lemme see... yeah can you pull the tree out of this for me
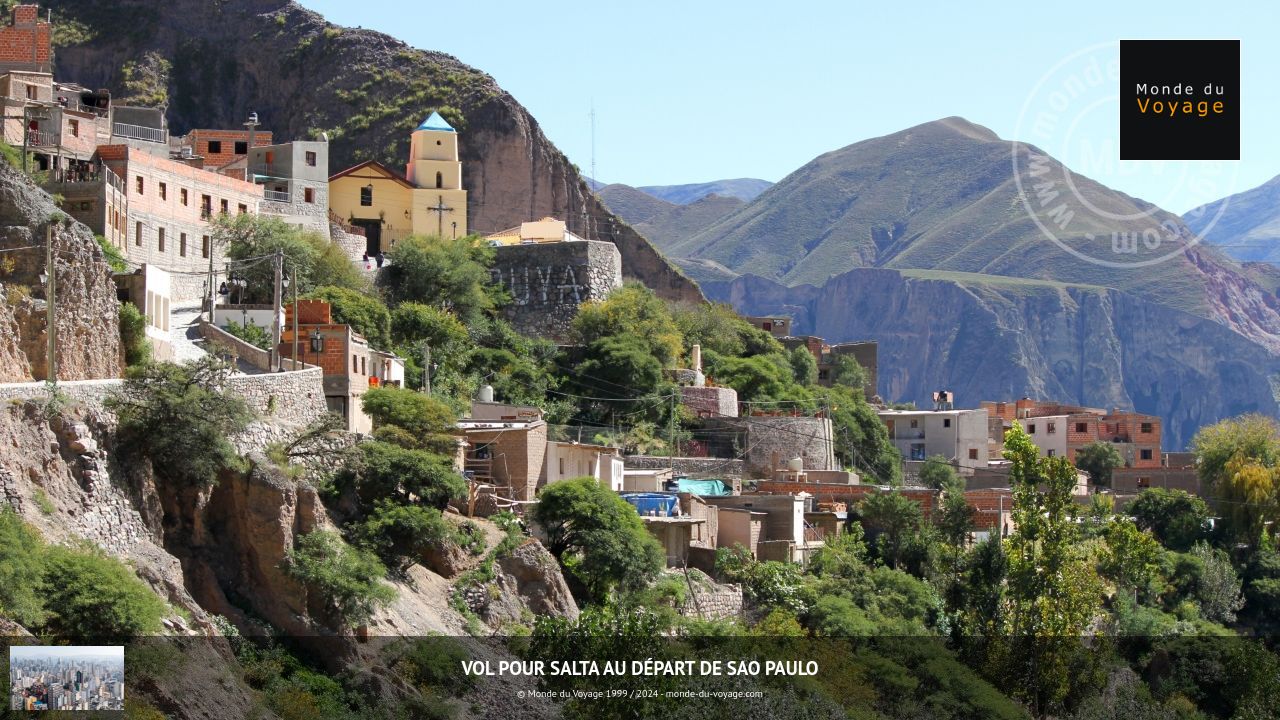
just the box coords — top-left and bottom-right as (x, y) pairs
(1128, 488), (1210, 552)
(1075, 441), (1124, 491)
(936, 488), (976, 548)
(349, 441), (465, 510)
(859, 490), (937, 576)
(0, 509), (47, 627)
(670, 301), (780, 359)
(531, 477), (664, 601)
(919, 455), (960, 491)
(788, 346), (818, 386)
(285, 530), (396, 627)
(817, 384), (902, 484)
(1192, 414), (1280, 545)
(1003, 423), (1103, 715)
(107, 357), (253, 488)
(1101, 518), (1163, 600)
(1188, 542), (1244, 624)
(703, 349), (810, 404)
(118, 302), (151, 368)
(378, 234), (498, 325)
(306, 286), (391, 350)
(572, 283), (682, 368)
(351, 501), (462, 572)
(829, 355), (867, 391)
(362, 386), (456, 440)
(41, 543), (167, 639)
(214, 214), (366, 302)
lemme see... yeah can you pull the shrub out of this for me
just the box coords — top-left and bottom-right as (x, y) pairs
(96, 234), (127, 272)
(222, 319), (272, 351)
(362, 386), (457, 439)
(285, 530), (396, 627)
(41, 542), (166, 638)
(307, 285), (390, 350)
(0, 509), (48, 627)
(352, 440), (465, 510)
(107, 357), (253, 488)
(118, 302), (152, 367)
(351, 501), (457, 571)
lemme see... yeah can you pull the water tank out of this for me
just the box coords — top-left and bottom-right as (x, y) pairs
(477, 384), (494, 403)
(787, 457), (804, 472)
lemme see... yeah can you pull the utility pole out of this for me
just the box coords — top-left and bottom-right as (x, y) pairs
(290, 266), (298, 371)
(422, 342), (431, 394)
(271, 249), (283, 371)
(206, 233), (216, 323)
(668, 393), (676, 458)
(45, 224), (56, 385)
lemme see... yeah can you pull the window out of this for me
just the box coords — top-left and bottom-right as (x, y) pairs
(68, 119), (78, 137)
(910, 443), (925, 461)
(1137, 477), (1151, 489)
(1140, 422), (1153, 434)
(1027, 423), (1036, 434)
(180, 188), (188, 206)
(220, 199), (228, 214)
(817, 369), (829, 380)
(207, 140), (222, 154)
(435, 171), (443, 189)
(1047, 422), (1056, 434)
(359, 185), (372, 206)
(237, 203), (247, 214)
(558, 458), (565, 475)
(943, 418), (951, 428)
(179, 233), (187, 257)
(24, 84), (35, 100)
(78, 201), (91, 211)
(157, 227), (165, 252)
(909, 419), (918, 429)
(158, 182), (167, 200)
(135, 221), (142, 246)
(234, 141), (247, 154)
(360, 356), (366, 375)
(968, 448), (978, 460)
(762, 321), (772, 331)
(201, 235), (210, 259)
(135, 176), (144, 194)
(1075, 422), (1088, 433)
(303, 187), (314, 203)
(352, 355), (358, 373)
(201, 194), (212, 218)
(1140, 449), (1153, 461)
(305, 151), (317, 166)
(1048, 449), (1056, 457)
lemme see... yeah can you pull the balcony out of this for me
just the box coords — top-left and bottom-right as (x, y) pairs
(262, 189), (291, 203)
(25, 130), (55, 148)
(111, 122), (166, 144)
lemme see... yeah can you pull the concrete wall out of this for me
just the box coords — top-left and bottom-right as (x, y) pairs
(880, 409), (990, 469)
(705, 416), (835, 477)
(489, 240), (622, 340)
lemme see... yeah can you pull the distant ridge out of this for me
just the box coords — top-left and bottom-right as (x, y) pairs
(637, 178), (772, 204)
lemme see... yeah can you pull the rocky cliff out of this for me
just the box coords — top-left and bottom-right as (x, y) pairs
(708, 269), (1280, 449)
(0, 161), (121, 381)
(44, 0), (701, 305)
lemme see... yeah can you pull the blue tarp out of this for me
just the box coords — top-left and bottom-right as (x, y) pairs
(620, 492), (678, 517)
(676, 478), (730, 496)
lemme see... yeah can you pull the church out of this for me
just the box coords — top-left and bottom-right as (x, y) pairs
(328, 111), (468, 256)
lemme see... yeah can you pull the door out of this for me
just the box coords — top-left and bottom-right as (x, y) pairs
(352, 219), (381, 256)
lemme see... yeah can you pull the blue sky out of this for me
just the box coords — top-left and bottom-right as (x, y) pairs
(299, 0), (1277, 212)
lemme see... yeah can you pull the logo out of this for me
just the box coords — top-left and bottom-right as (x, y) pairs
(1012, 42), (1239, 268)
(1120, 40), (1239, 160)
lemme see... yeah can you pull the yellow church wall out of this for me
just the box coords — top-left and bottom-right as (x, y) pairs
(409, 187), (468, 238)
(329, 174), (417, 244)
(407, 160), (461, 191)
(412, 130), (458, 162)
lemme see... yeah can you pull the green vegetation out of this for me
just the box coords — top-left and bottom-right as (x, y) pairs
(1075, 440), (1124, 490)
(118, 51), (171, 107)
(1129, 488), (1210, 551)
(0, 510), (165, 638)
(96, 234), (127, 272)
(118, 302), (152, 367)
(531, 476), (664, 602)
(1192, 413), (1280, 545)
(222, 319), (271, 351)
(214, 214), (368, 304)
(285, 530), (396, 627)
(378, 234), (499, 325)
(107, 357), (253, 488)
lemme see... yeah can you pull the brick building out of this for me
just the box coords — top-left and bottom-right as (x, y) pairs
(458, 401), (549, 504)
(176, 128), (274, 169)
(0, 5), (50, 74)
(92, 144), (264, 300)
(982, 398), (1162, 470)
(277, 299), (376, 433)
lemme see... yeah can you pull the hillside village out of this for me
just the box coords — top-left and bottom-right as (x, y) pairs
(0, 4), (1279, 720)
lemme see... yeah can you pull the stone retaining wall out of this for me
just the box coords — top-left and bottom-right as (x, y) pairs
(624, 455), (745, 478)
(489, 240), (622, 340)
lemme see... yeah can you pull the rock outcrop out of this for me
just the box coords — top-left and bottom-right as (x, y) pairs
(709, 269), (1280, 450)
(480, 540), (579, 627)
(45, 0), (703, 305)
(0, 161), (121, 381)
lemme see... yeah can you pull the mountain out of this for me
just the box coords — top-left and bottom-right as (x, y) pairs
(1183, 174), (1280, 263)
(596, 183), (675, 226)
(637, 178), (773, 204)
(598, 184), (745, 249)
(668, 117), (1280, 352)
(707, 269), (1280, 450)
(43, 0), (701, 304)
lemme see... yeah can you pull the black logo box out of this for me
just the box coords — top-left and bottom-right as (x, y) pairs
(1120, 39), (1239, 160)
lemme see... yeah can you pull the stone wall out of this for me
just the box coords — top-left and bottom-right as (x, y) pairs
(708, 416), (836, 477)
(680, 385), (738, 418)
(625, 455), (745, 479)
(225, 367), (327, 427)
(488, 240), (622, 340)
